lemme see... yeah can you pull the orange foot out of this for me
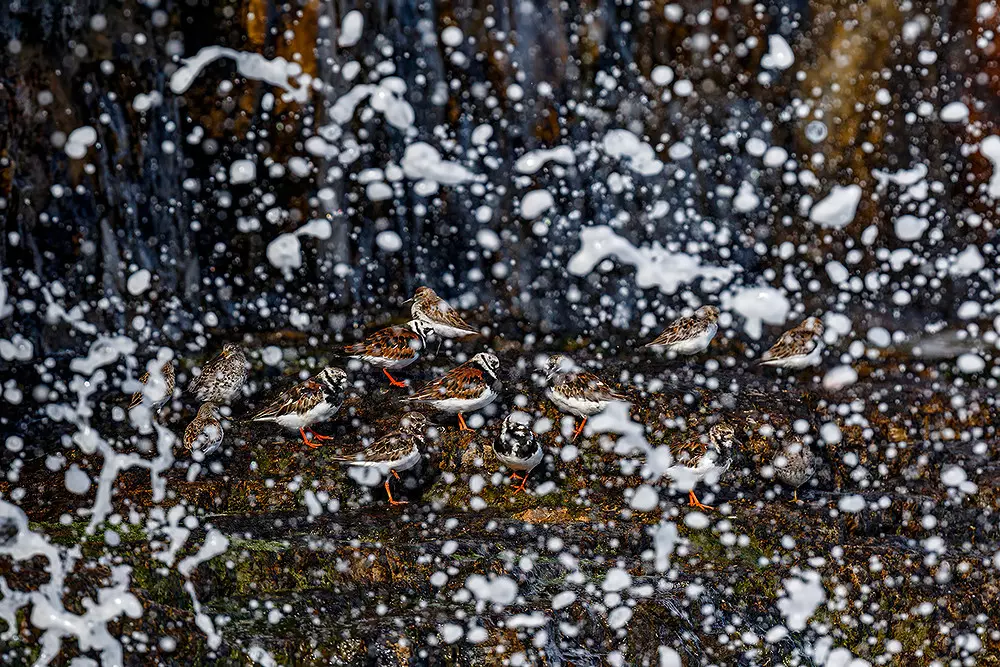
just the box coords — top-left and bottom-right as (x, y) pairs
(572, 416), (588, 441)
(457, 413), (472, 431)
(385, 478), (408, 506)
(688, 490), (714, 511)
(509, 472), (530, 494)
(383, 369), (407, 388)
(299, 428), (333, 449)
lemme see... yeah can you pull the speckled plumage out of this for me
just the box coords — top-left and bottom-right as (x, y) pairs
(662, 423), (735, 511)
(332, 412), (429, 505)
(410, 286), (479, 338)
(544, 355), (625, 440)
(760, 317), (825, 369)
(773, 435), (816, 501)
(184, 403), (224, 457)
(128, 361), (175, 411)
(405, 352), (501, 430)
(495, 414), (544, 493)
(345, 321), (429, 386)
(646, 305), (720, 354)
(249, 368), (348, 446)
(188, 343), (249, 403)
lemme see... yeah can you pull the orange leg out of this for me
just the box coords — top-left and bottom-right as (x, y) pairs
(510, 471), (530, 494)
(385, 471), (407, 505)
(457, 413), (471, 431)
(299, 427), (333, 448)
(383, 368), (407, 388)
(572, 416), (588, 441)
(688, 489), (714, 511)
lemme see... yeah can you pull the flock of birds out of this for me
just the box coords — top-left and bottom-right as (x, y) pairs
(127, 288), (824, 508)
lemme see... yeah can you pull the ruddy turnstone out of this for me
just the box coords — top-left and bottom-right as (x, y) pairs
(663, 423), (735, 511)
(495, 414), (543, 493)
(128, 361), (175, 411)
(410, 286), (479, 338)
(404, 352), (501, 430)
(772, 435), (816, 502)
(646, 305), (720, 355)
(332, 412), (428, 505)
(248, 367), (348, 448)
(544, 355), (625, 440)
(184, 403), (224, 457)
(188, 343), (249, 403)
(344, 321), (430, 387)
(759, 317), (825, 369)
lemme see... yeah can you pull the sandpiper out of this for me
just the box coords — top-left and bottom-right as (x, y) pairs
(544, 354), (625, 440)
(410, 286), (479, 338)
(772, 435), (816, 502)
(128, 361), (175, 411)
(495, 414), (544, 494)
(661, 423), (735, 511)
(646, 305), (720, 355)
(404, 352), (501, 431)
(184, 403), (225, 457)
(331, 412), (428, 505)
(188, 343), (249, 403)
(344, 321), (430, 387)
(760, 317), (825, 369)
(248, 367), (348, 448)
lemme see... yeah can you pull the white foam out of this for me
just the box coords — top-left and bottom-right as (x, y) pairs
(721, 286), (790, 339)
(514, 146), (575, 174)
(568, 225), (735, 295)
(126, 269), (152, 296)
(808, 185), (862, 229)
(230, 159), (256, 184)
(338, 11), (364, 47)
(65, 126), (97, 159)
(894, 215), (928, 241)
(520, 189), (555, 220)
(602, 129), (663, 176)
(762, 35), (794, 70)
(169, 46), (309, 103)
(401, 142), (477, 185)
(980, 135), (1000, 198)
(940, 101), (969, 122)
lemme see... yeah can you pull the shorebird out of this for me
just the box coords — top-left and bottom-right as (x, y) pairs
(184, 403), (225, 457)
(544, 354), (625, 440)
(646, 305), (720, 355)
(248, 367), (348, 448)
(772, 434), (816, 502)
(344, 320), (431, 387)
(410, 286), (479, 338)
(331, 412), (428, 505)
(404, 352), (501, 431)
(661, 423), (735, 511)
(495, 414), (543, 494)
(128, 361), (175, 411)
(188, 343), (249, 403)
(760, 317), (825, 369)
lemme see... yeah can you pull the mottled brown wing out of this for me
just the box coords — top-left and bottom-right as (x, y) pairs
(646, 315), (699, 347)
(345, 326), (420, 361)
(762, 328), (818, 361)
(366, 431), (419, 461)
(668, 437), (708, 465)
(561, 371), (625, 403)
(419, 292), (477, 333)
(408, 364), (487, 401)
(128, 370), (151, 409)
(251, 380), (325, 421)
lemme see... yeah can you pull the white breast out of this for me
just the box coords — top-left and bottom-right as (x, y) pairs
(546, 388), (608, 418)
(496, 446), (543, 472)
(425, 386), (498, 414)
(664, 324), (717, 355)
(274, 401), (337, 430)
